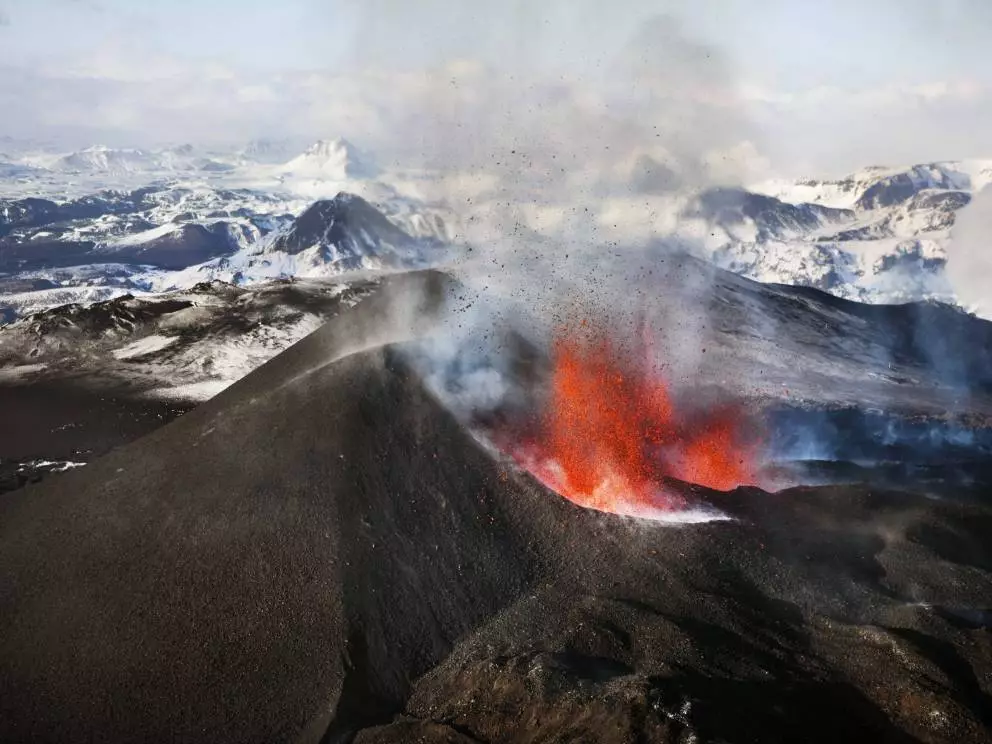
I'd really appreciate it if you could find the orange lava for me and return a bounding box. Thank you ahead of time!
[511,325,758,515]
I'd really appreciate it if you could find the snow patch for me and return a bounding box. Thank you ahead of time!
[0,363,47,381]
[112,334,179,360]
[17,460,87,473]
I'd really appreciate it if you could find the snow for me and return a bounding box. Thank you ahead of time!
[2,141,990,316]
[280,139,377,181]
[112,334,179,360]
[134,311,327,401]
[1,287,132,319]
[145,380,231,402]
[0,363,47,381]
[112,223,181,246]
[17,460,87,473]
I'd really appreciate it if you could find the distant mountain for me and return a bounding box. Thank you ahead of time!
[0,185,298,317]
[2,143,990,315]
[0,278,378,402]
[755,161,992,210]
[688,160,992,305]
[48,144,234,177]
[280,138,379,180]
[684,187,853,243]
[0,185,450,319]
[239,138,299,165]
[53,145,160,175]
[170,193,448,286]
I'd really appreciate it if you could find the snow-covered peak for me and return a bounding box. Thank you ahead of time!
[267,192,412,255]
[753,160,990,211]
[280,138,378,180]
[239,138,298,165]
[54,145,158,175]
[48,144,234,177]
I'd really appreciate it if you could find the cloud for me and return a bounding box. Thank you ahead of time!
[2,3,991,185]
[748,79,987,111]
[0,14,761,182]
[946,185,992,319]
[740,79,992,177]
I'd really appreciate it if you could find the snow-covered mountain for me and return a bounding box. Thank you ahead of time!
[0,183,451,320]
[0,182,296,287]
[53,145,162,175]
[2,137,990,319]
[0,277,379,402]
[688,160,992,305]
[161,193,449,288]
[238,138,299,165]
[279,138,379,181]
[755,161,992,210]
[50,145,234,177]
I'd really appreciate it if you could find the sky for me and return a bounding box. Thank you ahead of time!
[1,0,991,178]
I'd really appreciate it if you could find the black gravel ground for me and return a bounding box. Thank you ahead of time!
[0,382,190,495]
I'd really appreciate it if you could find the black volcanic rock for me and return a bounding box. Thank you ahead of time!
[11,292,194,338]
[0,271,542,743]
[0,222,245,273]
[0,383,190,496]
[0,190,153,239]
[109,222,245,269]
[0,238,102,272]
[765,282,992,395]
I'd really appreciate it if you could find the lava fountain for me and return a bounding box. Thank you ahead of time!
[505,322,760,518]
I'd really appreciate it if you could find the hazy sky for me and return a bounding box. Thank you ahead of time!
[1,0,991,177]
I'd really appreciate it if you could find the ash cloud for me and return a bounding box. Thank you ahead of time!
[376,13,762,228]
[373,10,766,447]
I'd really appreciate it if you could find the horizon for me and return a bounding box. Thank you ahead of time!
[1,1,991,180]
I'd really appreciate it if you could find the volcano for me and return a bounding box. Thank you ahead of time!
[1,271,990,743]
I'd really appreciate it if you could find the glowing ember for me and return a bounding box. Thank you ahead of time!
[508,324,759,517]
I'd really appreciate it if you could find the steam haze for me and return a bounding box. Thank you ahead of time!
[946,186,992,318]
[1,0,991,179]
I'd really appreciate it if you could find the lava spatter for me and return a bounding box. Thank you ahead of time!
[508,323,759,516]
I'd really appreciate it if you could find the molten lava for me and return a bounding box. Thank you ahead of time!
[510,325,758,516]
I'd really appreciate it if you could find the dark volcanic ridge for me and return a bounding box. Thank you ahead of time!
[0,276,380,396]
[0,271,990,744]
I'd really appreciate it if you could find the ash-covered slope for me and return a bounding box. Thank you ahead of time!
[0,278,378,494]
[3,251,992,496]
[0,271,550,743]
[1,271,990,743]
[0,277,378,399]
